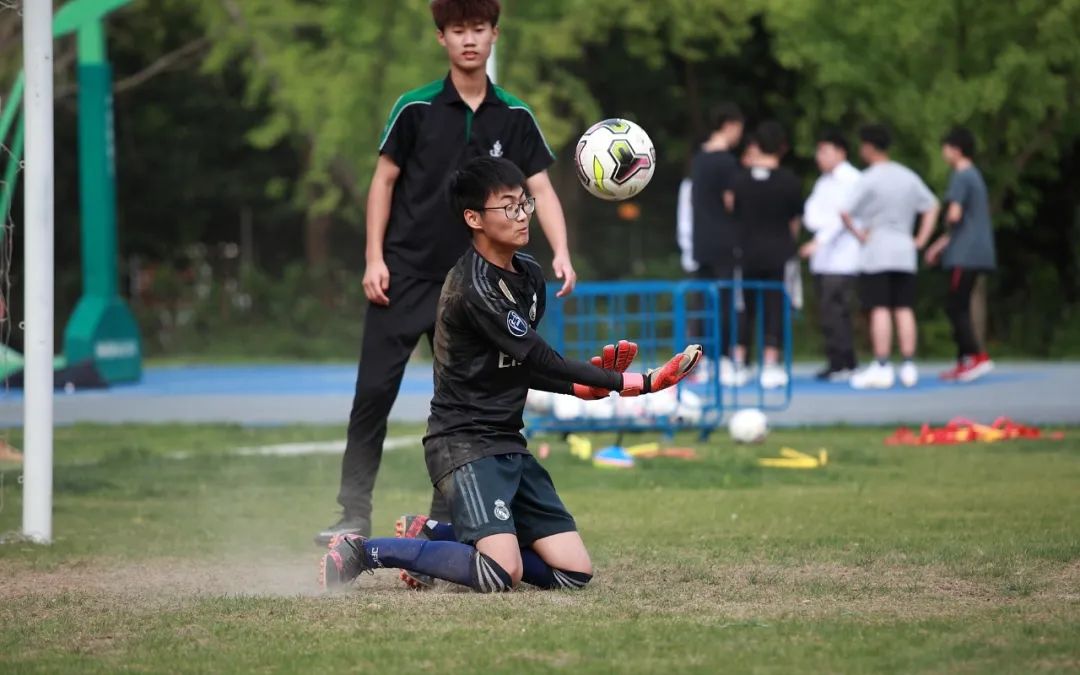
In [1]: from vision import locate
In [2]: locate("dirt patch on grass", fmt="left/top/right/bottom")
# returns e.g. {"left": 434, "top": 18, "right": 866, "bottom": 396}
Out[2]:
{"left": 1, "top": 555, "right": 1075, "bottom": 623}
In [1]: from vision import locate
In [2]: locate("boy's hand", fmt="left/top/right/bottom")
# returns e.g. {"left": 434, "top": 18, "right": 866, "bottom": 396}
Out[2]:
{"left": 553, "top": 255, "right": 577, "bottom": 298}
{"left": 571, "top": 340, "right": 638, "bottom": 400}
{"left": 924, "top": 236, "right": 949, "bottom": 266}
{"left": 363, "top": 258, "right": 391, "bottom": 306}
{"left": 619, "top": 344, "right": 702, "bottom": 396}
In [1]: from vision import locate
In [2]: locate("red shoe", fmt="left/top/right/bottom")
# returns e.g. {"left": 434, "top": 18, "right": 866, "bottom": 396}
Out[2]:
{"left": 956, "top": 353, "right": 994, "bottom": 382}
{"left": 939, "top": 360, "right": 964, "bottom": 381}
{"left": 394, "top": 515, "right": 434, "bottom": 590}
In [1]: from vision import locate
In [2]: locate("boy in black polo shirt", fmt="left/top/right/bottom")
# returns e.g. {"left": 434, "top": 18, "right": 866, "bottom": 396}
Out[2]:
{"left": 725, "top": 121, "right": 802, "bottom": 389}
{"left": 318, "top": 0, "right": 577, "bottom": 547}
{"left": 320, "top": 157, "right": 701, "bottom": 593}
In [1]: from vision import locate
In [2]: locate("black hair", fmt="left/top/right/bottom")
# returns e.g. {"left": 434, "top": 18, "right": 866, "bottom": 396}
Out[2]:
{"left": 447, "top": 156, "right": 527, "bottom": 232}
{"left": 942, "top": 126, "right": 976, "bottom": 158}
{"left": 859, "top": 124, "right": 892, "bottom": 152}
{"left": 431, "top": 0, "right": 500, "bottom": 31}
{"left": 817, "top": 127, "right": 849, "bottom": 154}
{"left": 709, "top": 102, "right": 744, "bottom": 131}
{"left": 755, "top": 120, "right": 788, "bottom": 156}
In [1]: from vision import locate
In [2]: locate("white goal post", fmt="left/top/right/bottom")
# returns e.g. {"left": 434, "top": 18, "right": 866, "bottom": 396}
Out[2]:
{"left": 21, "top": 0, "right": 55, "bottom": 544}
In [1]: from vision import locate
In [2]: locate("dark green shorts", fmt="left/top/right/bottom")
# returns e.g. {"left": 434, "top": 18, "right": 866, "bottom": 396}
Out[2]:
{"left": 435, "top": 453, "right": 577, "bottom": 546}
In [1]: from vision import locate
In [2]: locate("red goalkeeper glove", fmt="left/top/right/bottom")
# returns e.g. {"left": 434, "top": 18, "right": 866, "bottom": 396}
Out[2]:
{"left": 619, "top": 344, "right": 702, "bottom": 396}
{"left": 571, "top": 340, "right": 639, "bottom": 400}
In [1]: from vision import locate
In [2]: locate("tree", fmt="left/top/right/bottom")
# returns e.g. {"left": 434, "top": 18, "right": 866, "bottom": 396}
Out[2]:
{"left": 763, "top": 0, "right": 1080, "bottom": 222}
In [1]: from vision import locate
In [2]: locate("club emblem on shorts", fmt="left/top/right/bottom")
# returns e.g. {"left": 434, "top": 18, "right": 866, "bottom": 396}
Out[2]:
{"left": 506, "top": 310, "right": 528, "bottom": 337}
{"left": 490, "top": 140, "right": 504, "bottom": 158}
{"left": 493, "top": 499, "right": 511, "bottom": 521}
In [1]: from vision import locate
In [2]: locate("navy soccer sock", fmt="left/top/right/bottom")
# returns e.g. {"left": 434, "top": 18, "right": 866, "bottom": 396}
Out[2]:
{"left": 421, "top": 519, "right": 456, "bottom": 542}
{"left": 362, "top": 538, "right": 511, "bottom": 592}
{"left": 520, "top": 548, "right": 592, "bottom": 590}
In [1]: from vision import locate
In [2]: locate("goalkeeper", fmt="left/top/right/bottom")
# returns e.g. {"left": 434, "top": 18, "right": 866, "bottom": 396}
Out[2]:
{"left": 320, "top": 156, "right": 700, "bottom": 592}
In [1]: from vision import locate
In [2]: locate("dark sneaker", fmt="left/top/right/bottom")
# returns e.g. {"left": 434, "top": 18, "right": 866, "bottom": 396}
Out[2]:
{"left": 314, "top": 514, "right": 370, "bottom": 547}
{"left": 319, "top": 533, "right": 370, "bottom": 591}
{"left": 815, "top": 366, "right": 853, "bottom": 382}
{"left": 395, "top": 514, "right": 435, "bottom": 590}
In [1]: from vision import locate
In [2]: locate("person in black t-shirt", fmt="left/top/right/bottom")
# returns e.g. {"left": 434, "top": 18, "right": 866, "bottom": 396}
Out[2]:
{"left": 319, "top": 157, "right": 702, "bottom": 593}
{"left": 689, "top": 103, "right": 744, "bottom": 373}
{"left": 317, "top": 0, "right": 579, "bottom": 548}
{"left": 725, "top": 121, "right": 802, "bottom": 390}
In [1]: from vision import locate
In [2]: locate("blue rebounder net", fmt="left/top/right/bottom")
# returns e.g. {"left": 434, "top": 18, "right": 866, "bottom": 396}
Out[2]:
{"left": 526, "top": 279, "right": 793, "bottom": 439}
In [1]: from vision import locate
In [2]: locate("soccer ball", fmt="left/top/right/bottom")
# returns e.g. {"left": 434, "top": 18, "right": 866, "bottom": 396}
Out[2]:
{"left": 728, "top": 408, "right": 769, "bottom": 444}
{"left": 574, "top": 118, "right": 656, "bottom": 201}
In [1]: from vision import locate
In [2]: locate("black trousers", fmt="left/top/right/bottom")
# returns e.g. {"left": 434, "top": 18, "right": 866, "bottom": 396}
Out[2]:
{"left": 739, "top": 267, "right": 786, "bottom": 351}
{"left": 945, "top": 268, "right": 982, "bottom": 359}
{"left": 338, "top": 274, "right": 452, "bottom": 528}
{"left": 814, "top": 274, "right": 857, "bottom": 370}
{"left": 694, "top": 262, "right": 736, "bottom": 359}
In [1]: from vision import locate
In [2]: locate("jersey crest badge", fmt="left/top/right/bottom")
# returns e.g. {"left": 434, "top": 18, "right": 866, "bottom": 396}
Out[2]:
{"left": 529, "top": 293, "right": 537, "bottom": 322}
{"left": 493, "top": 499, "right": 511, "bottom": 521}
{"left": 490, "top": 140, "right": 503, "bottom": 158}
{"left": 506, "top": 310, "right": 528, "bottom": 337}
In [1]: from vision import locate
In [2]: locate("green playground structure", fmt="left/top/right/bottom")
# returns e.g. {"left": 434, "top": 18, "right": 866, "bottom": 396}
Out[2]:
{"left": 1, "top": 0, "right": 140, "bottom": 385}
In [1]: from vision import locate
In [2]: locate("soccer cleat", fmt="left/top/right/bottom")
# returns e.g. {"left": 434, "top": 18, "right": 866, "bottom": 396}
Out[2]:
{"left": 318, "top": 533, "right": 370, "bottom": 591}
{"left": 759, "top": 364, "right": 789, "bottom": 390}
{"left": 850, "top": 362, "right": 895, "bottom": 390}
{"left": 314, "top": 513, "right": 370, "bottom": 547}
{"left": 898, "top": 361, "right": 919, "bottom": 388}
{"left": 395, "top": 514, "right": 435, "bottom": 590}
{"left": 957, "top": 353, "right": 994, "bottom": 383}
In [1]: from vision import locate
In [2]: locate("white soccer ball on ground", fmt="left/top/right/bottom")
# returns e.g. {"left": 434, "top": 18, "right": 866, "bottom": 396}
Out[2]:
{"left": 728, "top": 408, "right": 769, "bottom": 444}
{"left": 574, "top": 118, "right": 656, "bottom": 201}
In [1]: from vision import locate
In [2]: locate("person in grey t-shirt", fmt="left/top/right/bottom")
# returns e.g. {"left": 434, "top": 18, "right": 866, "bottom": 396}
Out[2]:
{"left": 925, "top": 127, "right": 997, "bottom": 382}
{"left": 841, "top": 124, "right": 939, "bottom": 390}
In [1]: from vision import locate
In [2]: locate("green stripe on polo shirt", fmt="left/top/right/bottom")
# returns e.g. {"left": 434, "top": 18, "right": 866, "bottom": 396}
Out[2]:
{"left": 493, "top": 87, "right": 556, "bottom": 159}
{"left": 378, "top": 79, "right": 444, "bottom": 149}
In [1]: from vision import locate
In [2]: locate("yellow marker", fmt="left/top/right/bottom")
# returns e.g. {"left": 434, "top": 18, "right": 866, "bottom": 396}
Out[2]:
{"left": 567, "top": 434, "right": 593, "bottom": 460}
{"left": 757, "top": 447, "right": 829, "bottom": 469}
{"left": 625, "top": 442, "right": 660, "bottom": 457}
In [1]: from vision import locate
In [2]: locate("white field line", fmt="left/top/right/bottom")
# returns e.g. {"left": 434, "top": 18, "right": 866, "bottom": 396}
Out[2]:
{"left": 166, "top": 436, "right": 422, "bottom": 460}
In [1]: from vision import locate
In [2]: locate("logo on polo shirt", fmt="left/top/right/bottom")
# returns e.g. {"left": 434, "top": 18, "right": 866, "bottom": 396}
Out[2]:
{"left": 506, "top": 310, "right": 528, "bottom": 337}
{"left": 489, "top": 140, "right": 503, "bottom": 158}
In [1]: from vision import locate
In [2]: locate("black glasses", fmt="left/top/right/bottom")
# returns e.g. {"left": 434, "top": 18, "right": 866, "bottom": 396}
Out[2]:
{"left": 478, "top": 196, "right": 536, "bottom": 220}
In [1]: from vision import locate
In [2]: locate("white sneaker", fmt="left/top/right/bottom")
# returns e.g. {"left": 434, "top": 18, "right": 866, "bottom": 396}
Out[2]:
{"left": 850, "top": 362, "right": 895, "bottom": 390}
{"left": 828, "top": 368, "right": 854, "bottom": 383}
{"left": 721, "top": 361, "right": 750, "bottom": 387}
{"left": 898, "top": 361, "right": 919, "bottom": 388}
{"left": 690, "top": 355, "right": 712, "bottom": 384}
{"left": 760, "top": 364, "right": 789, "bottom": 390}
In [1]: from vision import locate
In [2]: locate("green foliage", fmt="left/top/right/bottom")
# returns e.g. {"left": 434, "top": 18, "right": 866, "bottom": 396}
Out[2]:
{"left": 134, "top": 261, "right": 361, "bottom": 360}
{"left": 763, "top": 0, "right": 1080, "bottom": 223}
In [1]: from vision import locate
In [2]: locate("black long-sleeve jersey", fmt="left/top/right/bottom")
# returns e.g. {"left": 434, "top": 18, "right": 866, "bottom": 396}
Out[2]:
{"left": 423, "top": 247, "right": 620, "bottom": 483}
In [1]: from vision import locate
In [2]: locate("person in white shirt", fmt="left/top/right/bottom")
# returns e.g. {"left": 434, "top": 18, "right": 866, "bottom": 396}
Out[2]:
{"left": 800, "top": 130, "right": 862, "bottom": 381}
{"left": 676, "top": 176, "right": 698, "bottom": 274}
{"left": 841, "top": 124, "right": 940, "bottom": 390}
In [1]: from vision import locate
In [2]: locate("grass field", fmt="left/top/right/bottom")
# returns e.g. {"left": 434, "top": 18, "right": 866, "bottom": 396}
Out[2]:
{"left": 0, "top": 423, "right": 1077, "bottom": 673}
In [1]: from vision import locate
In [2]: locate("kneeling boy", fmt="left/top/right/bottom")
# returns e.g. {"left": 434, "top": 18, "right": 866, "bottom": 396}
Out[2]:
{"left": 320, "top": 157, "right": 700, "bottom": 592}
